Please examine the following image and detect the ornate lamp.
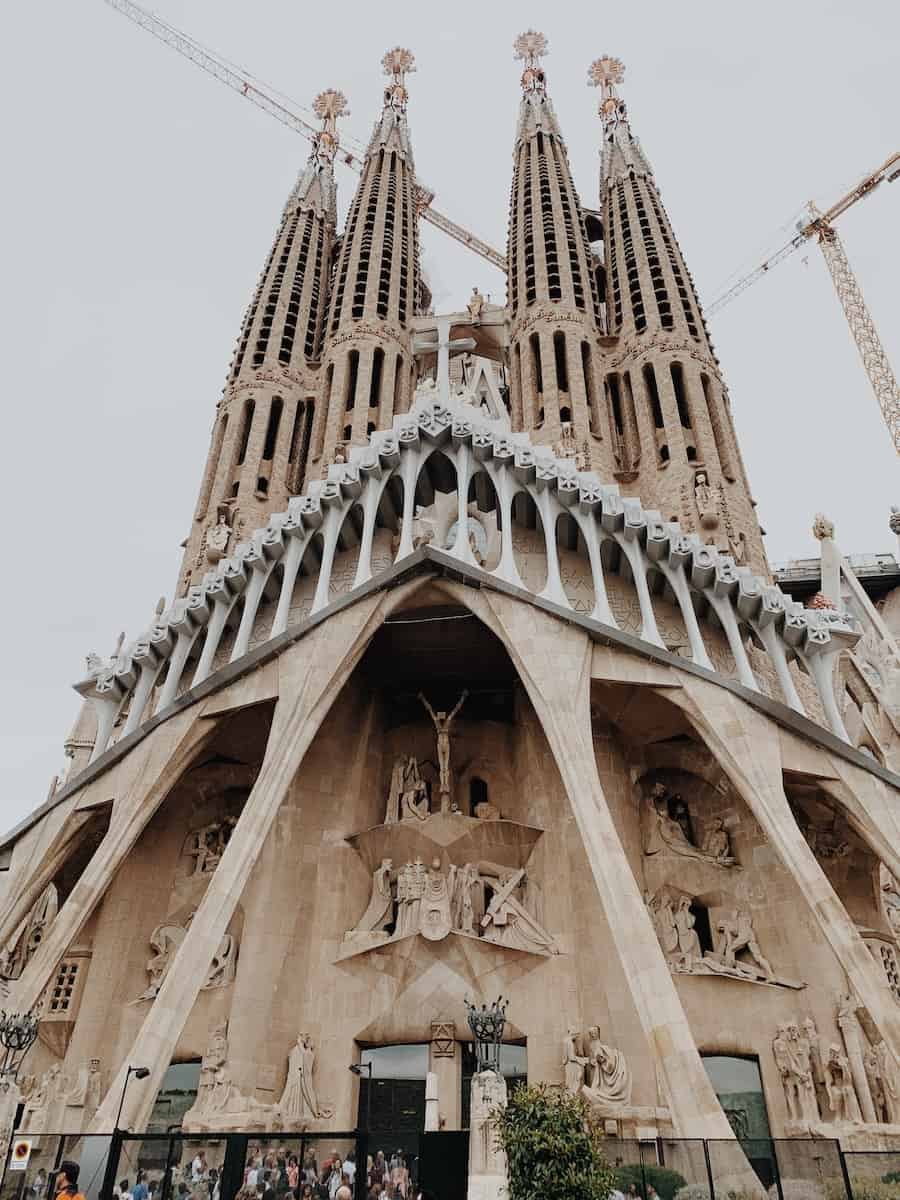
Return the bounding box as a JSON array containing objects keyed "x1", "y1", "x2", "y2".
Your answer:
[
  {"x1": 0, "y1": 1011, "x2": 39, "y2": 1080},
  {"x1": 465, "y1": 996, "x2": 508, "y2": 1074}
]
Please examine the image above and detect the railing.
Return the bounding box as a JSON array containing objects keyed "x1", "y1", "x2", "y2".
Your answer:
[{"x1": 3, "y1": 1131, "x2": 900, "y2": 1200}]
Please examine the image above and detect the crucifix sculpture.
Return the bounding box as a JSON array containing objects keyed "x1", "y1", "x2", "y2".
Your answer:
[
  {"x1": 418, "y1": 689, "x2": 468, "y2": 808},
  {"x1": 412, "y1": 315, "x2": 477, "y2": 402}
]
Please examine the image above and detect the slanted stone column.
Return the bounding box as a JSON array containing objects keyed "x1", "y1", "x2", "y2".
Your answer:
[
  {"x1": 10, "y1": 708, "x2": 219, "y2": 1017},
  {"x1": 89, "y1": 592, "x2": 386, "y2": 1134},
  {"x1": 460, "y1": 588, "x2": 737, "y2": 1141},
  {"x1": 674, "y1": 674, "x2": 900, "y2": 1064}
]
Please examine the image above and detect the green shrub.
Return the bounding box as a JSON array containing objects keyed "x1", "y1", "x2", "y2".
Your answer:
[
  {"x1": 612, "y1": 1162, "x2": 687, "y2": 1200},
  {"x1": 492, "y1": 1082, "x2": 614, "y2": 1200}
]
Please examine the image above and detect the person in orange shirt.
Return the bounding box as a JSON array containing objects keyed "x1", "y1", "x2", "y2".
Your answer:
[{"x1": 54, "y1": 1162, "x2": 85, "y2": 1200}]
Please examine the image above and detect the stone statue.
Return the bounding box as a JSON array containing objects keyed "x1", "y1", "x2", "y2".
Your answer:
[
  {"x1": 563, "y1": 1028, "x2": 588, "y2": 1094},
  {"x1": 206, "y1": 503, "x2": 234, "y2": 564},
  {"x1": 453, "y1": 862, "x2": 483, "y2": 936},
  {"x1": 139, "y1": 922, "x2": 187, "y2": 1000},
  {"x1": 647, "y1": 891, "x2": 680, "y2": 960},
  {"x1": 206, "y1": 931, "x2": 237, "y2": 989},
  {"x1": 824, "y1": 1044, "x2": 862, "y2": 1123},
  {"x1": 0, "y1": 883, "x2": 59, "y2": 981},
  {"x1": 866, "y1": 1041, "x2": 900, "y2": 1124},
  {"x1": 787, "y1": 1023, "x2": 820, "y2": 1123},
  {"x1": 190, "y1": 1022, "x2": 229, "y2": 1117},
  {"x1": 812, "y1": 513, "x2": 835, "y2": 541},
  {"x1": 188, "y1": 818, "x2": 237, "y2": 875},
  {"x1": 641, "y1": 783, "x2": 734, "y2": 866},
  {"x1": 674, "y1": 896, "x2": 702, "y2": 968},
  {"x1": 278, "y1": 1034, "x2": 327, "y2": 1124},
  {"x1": 418, "y1": 689, "x2": 468, "y2": 802},
  {"x1": 394, "y1": 858, "x2": 427, "y2": 938},
  {"x1": 715, "y1": 910, "x2": 774, "y2": 978},
  {"x1": 139, "y1": 914, "x2": 237, "y2": 1000},
  {"x1": 584, "y1": 1029, "x2": 632, "y2": 1107},
  {"x1": 694, "y1": 471, "x2": 719, "y2": 530},
  {"x1": 21, "y1": 1064, "x2": 63, "y2": 1133},
  {"x1": 64, "y1": 1058, "x2": 102, "y2": 1117},
  {"x1": 467, "y1": 286, "x2": 485, "y2": 322},
  {"x1": 411, "y1": 505, "x2": 436, "y2": 550},
  {"x1": 700, "y1": 818, "x2": 733, "y2": 864},
  {"x1": 400, "y1": 755, "x2": 429, "y2": 821},
  {"x1": 420, "y1": 858, "x2": 454, "y2": 941},
  {"x1": 481, "y1": 868, "x2": 557, "y2": 955},
  {"x1": 774, "y1": 1024, "x2": 804, "y2": 1122},
  {"x1": 385, "y1": 757, "x2": 405, "y2": 824},
  {"x1": 353, "y1": 859, "x2": 394, "y2": 935}
]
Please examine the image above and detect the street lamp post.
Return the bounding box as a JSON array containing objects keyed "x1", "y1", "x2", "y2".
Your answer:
[
  {"x1": 113, "y1": 1066, "x2": 151, "y2": 1133},
  {"x1": 465, "y1": 997, "x2": 508, "y2": 1074},
  {"x1": 0, "y1": 1011, "x2": 39, "y2": 1082}
]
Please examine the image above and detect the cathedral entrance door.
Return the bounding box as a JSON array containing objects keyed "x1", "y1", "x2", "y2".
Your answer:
[{"x1": 418, "y1": 1132, "x2": 469, "y2": 1200}]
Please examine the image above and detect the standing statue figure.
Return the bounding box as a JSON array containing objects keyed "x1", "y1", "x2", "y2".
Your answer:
[
  {"x1": 418, "y1": 690, "x2": 468, "y2": 804},
  {"x1": 279, "y1": 1034, "x2": 326, "y2": 1124},
  {"x1": 563, "y1": 1028, "x2": 589, "y2": 1094},
  {"x1": 824, "y1": 1044, "x2": 862, "y2": 1123},
  {"x1": 774, "y1": 1024, "x2": 804, "y2": 1121},
  {"x1": 400, "y1": 755, "x2": 429, "y2": 821},
  {"x1": 352, "y1": 859, "x2": 394, "y2": 935},
  {"x1": 674, "y1": 896, "x2": 702, "y2": 968}
]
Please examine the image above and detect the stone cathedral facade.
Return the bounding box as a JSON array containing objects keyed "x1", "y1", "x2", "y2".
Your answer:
[{"x1": 3, "y1": 30, "x2": 900, "y2": 1195}]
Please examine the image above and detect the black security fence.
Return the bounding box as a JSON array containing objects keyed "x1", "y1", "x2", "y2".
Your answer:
[{"x1": 2, "y1": 1132, "x2": 900, "y2": 1200}]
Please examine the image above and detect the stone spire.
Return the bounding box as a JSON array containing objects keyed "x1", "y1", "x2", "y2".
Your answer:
[
  {"x1": 177, "y1": 90, "x2": 347, "y2": 594},
  {"x1": 309, "y1": 48, "x2": 422, "y2": 475},
  {"x1": 506, "y1": 32, "x2": 608, "y2": 472},
  {"x1": 588, "y1": 55, "x2": 766, "y2": 573}
]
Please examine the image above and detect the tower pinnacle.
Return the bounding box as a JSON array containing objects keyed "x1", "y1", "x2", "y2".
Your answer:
[
  {"x1": 513, "y1": 29, "x2": 549, "y2": 93},
  {"x1": 588, "y1": 55, "x2": 652, "y2": 185},
  {"x1": 381, "y1": 47, "x2": 416, "y2": 111}
]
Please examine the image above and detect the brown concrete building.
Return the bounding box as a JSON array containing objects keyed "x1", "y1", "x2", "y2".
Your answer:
[{"x1": 2, "y1": 31, "x2": 900, "y2": 1200}]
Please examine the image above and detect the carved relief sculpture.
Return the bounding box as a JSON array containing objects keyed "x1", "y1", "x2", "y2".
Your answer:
[
  {"x1": 138, "y1": 914, "x2": 237, "y2": 1000},
  {"x1": 188, "y1": 818, "x2": 238, "y2": 875},
  {"x1": 0, "y1": 883, "x2": 59, "y2": 981},
  {"x1": 563, "y1": 1028, "x2": 589, "y2": 1094},
  {"x1": 420, "y1": 858, "x2": 455, "y2": 941}
]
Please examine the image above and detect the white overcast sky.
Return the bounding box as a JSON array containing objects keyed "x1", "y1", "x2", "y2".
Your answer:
[{"x1": 1, "y1": 0, "x2": 897, "y2": 834}]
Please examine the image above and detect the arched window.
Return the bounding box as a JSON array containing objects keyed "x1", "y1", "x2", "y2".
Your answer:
[
  {"x1": 553, "y1": 331, "x2": 568, "y2": 392},
  {"x1": 236, "y1": 397, "x2": 255, "y2": 466},
  {"x1": 262, "y1": 396, "x2": 283, "y2": 461},
  {"x1": 370, "y1": 348, "x2": 384, "y2": 410},
  {"x1": 345, "y1": 350, "x2": 359, "y2": 411}
]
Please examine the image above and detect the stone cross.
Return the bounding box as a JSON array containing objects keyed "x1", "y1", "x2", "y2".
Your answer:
[{"x1": 412, "y1": 315, "x2": 477, "y2": 402}]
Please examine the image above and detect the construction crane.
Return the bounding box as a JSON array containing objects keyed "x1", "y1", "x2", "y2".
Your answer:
[
  {"x1": 102, "y1": 0, "x2": 507, "y2": 273},
  {"x1": 708, "y1": 153, "x2": 900, "y2": 454}
]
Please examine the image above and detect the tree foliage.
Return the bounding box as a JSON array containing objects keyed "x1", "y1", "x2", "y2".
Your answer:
[{"x1": 492, "y1": 1083, "x2": 615, "y2": 1200}]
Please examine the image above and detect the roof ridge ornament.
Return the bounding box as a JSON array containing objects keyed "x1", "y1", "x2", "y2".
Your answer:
[{"x1": 513, "y1": 30, "x2": 548, "y2": 95}]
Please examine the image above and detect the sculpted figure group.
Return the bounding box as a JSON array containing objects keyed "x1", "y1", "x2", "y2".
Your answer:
[
  {"x1": 185, "y1": 1026, "x2": 331, "y2": 1131},
  {"x1": 773, "y1": 997, "x2": 900, "y2": 1130},
  {"x1": 347, "y1": 857, "x2": 556, "y2": 956},
  {"x1": 642, "y1": 783, "x2": 735, "y2": 867}
]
